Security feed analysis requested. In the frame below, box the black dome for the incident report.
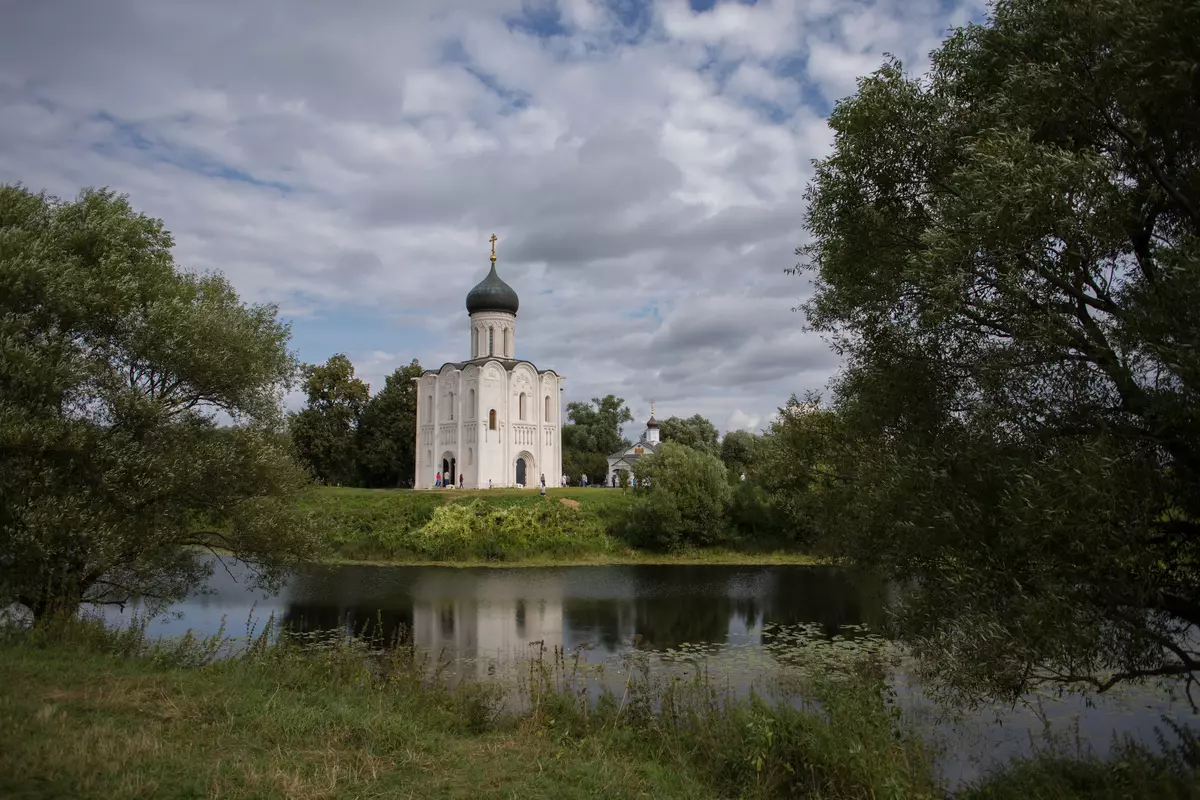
[466,263,519,315]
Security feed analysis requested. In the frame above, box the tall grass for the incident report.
[4,614,1195,799]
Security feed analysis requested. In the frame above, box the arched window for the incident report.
[477,326,484,357]
[448,392,454,421]
[467,447,473,465]
[489,409,496,430]
[544,395,550,421]
[426,450,431,465]
[505,328,513,357]
[469,388,475,417]
[427,395,432,422]
[519,392,526,420]
[488,327,494,356]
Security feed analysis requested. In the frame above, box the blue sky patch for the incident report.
[90,111,291,194]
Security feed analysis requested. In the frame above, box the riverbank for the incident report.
[2,620,1194,799]
[304,486,819,566]
[325,549,824,568]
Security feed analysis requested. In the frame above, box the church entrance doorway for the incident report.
[441,454,456,486]
[514,451,535,488]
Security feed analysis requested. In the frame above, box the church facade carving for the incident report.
[413,236,564,488]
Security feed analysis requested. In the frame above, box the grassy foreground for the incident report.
[304,486,818,565]
[2,619,1197,800]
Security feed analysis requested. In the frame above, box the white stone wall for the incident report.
[415,362,562,490]
[468,311,516,359]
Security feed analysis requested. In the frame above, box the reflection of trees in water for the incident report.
[562,599,629,652]
[733,597,761,630]
[561,565,889,652]
[631,594,733,650]
[281,602,414,643]
[760,567,888,637]
[277,564,889,659]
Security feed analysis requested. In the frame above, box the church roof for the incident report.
[466,262,519,315]
[607,440,659,460]
[420,357,559,377]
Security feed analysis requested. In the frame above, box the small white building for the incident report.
[606,406,661,486]
[413,237,564,489]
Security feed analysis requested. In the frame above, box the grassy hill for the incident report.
[301,487,815,565]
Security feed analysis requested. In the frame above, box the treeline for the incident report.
[288,355,422,488]
[285,358,766,493]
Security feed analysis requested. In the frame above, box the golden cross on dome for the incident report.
[650,399,655,416]
[489,233,498,263]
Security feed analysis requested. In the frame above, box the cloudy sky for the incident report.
[1,0,985,435]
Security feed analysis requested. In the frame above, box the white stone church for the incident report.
[413,237,564,489]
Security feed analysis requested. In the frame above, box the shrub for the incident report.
[618,491,687,551]
[728,481,787,543]
[414,501,615,561]
[629,442,732,549]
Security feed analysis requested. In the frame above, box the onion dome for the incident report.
[646,401,659,428]
[466,262,520,315]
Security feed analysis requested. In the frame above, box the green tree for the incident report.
[562,395,634,455]
[659,414,720,456]
[563,449,609,486]
[627,443,732,550]
[562,394,632,482]
[357,359,422,488]
[719,429,760,476]
[754,395,842,547]
[289,354,369,485]
[0,185,317,618]
[797,0,1200,705]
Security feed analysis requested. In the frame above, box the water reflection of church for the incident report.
[410,571,565,673]
[280,565,885,670]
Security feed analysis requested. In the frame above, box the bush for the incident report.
[629,443,733,550]
[728,480,785,542]
[618,491,686,550]
[413,501,616,561]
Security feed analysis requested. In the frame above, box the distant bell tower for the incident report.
[465,233,520,359]
[645,401,660,444]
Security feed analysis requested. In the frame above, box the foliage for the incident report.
[727,481,783,543]
[719,428,760,475]
[754,395,843,547]
[627,443,733,550]
[0,184,317,618]
[288,354,370,486]
[959,721,1200,800]
[618,490,688,551]
[562,394,633,456]
[562,448,608,485]
[307,487,632,562]
[410,501,616,561]
[796,0,1200,703]
[659,413,720,457]
[302,487,820,565]
[356,359,422,488]
[561,394,632,483]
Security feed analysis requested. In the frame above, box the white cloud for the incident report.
[0,0,985,433]
[726,409,764,433]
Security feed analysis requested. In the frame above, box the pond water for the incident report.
[96,559,1193,790]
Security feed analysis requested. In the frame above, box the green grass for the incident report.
[1,618,1196,800]
[0,617,937,800]
[303,486,820,565]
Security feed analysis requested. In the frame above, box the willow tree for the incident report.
[797,0,1200,705]
[0,185,317,618]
